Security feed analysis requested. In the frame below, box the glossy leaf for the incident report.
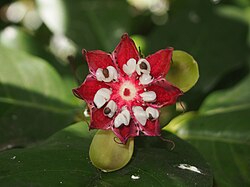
[36,0,131,51]
[0,26,44,57]
[89,130,134,172]
[0,25,78,77]
[200,75,250,114]
[0,122,213,186]
[166,50,199,92]
[0,45,77,149]
[159,105,181,128]
[147,0,248,108]
[166,75,250,186]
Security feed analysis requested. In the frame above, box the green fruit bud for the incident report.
[89,130,134,172]
[166,50,199,92]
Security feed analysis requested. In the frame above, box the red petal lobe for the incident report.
[72,75,110,104]
[90,107,112,130]
[83,49,115,74]
[147,79,183,108]
[140,119,160,136]
[113,33,140,75]
[146,48,173,78]
[112,121,139,144]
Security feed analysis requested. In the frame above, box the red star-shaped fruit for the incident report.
[73,33,183,144]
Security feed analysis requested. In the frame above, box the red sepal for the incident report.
[83,49,115,74]
[146,48,173,79]
[113,33,140,75]
[147,78,183,108]
[89,107,112,130]
[72,75,110,104]
[112,121,139,144]
[139,119,161,136]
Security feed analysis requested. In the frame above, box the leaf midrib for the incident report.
[181,133,250,145]
[0,97,74,114]
[201,103,250,115]
[0,169,93,180]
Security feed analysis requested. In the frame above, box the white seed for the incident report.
[121,107,131,125]
[114,107,131,128]
[96,88,112,99]
[93,94,106,109]
[146,107,159,119]
[114,113,128,128]
[93,88,112,109]
[123,58,136,76]
[95,66,118,82]
[105,100,117,118]
[96,68,105,81]
[136,58,151,75]
[139,73,153,85]
[140,91,156,102]
[132,106,147,126]
[107,66,118,81]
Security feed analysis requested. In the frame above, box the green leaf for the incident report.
[147,0,248,108]
[0,45,77,149]
[0,122,213,186]
[200,75,250,114]
[159,105,181,128]
[131,35,147,53]
[0,26,44,57]
[166,75,250,186]
[36,0,131,51]
[89,130,134,172]
[166,50,199,92]
[0,26,76,76]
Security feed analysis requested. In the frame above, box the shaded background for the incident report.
[0,0,249,186]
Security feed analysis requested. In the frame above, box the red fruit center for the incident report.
[124,88,130,96]
[118,81,137,101]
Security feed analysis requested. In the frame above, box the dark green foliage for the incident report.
[0,0,249,186]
